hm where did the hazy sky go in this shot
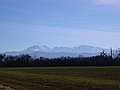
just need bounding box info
[0,0,120,51]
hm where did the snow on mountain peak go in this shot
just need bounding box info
[23,45,50,53]
[4,45,110,58]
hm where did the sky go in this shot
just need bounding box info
[0,0,120,52]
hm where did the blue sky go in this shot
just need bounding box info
[0,0,120,51]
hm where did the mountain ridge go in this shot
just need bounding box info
[4,45,110,58]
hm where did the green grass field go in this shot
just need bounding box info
[0,66,120,90]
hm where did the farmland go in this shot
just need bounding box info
[0,66,120,90]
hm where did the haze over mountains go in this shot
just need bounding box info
[3,45,110,58]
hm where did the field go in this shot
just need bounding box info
[0,66,120,90]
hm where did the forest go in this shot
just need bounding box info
[0,50,120,67]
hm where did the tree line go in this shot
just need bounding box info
[0,52,120,67]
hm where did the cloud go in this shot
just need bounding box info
[93,0,120,5]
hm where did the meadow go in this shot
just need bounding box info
[0,66,120,90]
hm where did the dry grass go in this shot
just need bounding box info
[0,84,15,90]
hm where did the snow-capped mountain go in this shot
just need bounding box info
[4,45,110,58]
[22,45,50,53]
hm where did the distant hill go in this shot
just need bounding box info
[4,45,110,58]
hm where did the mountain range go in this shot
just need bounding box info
[4,45,110,58]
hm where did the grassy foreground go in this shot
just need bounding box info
[0,66,120,90]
